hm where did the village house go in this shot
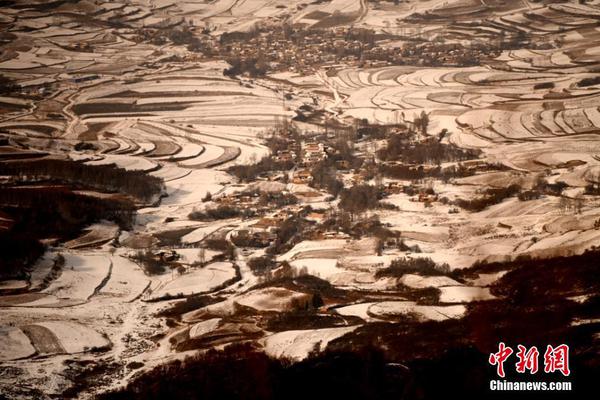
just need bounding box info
[252,216,282,231]
[293,169,313,184]
[323,231,351,240]
[275,149,295,162]
[305,211,327,224]
[233,229,277,247]
[153,250,179,263]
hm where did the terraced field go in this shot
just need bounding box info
[1,0,600,398]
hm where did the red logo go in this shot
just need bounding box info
[489,342,513,378]
[515,345,539,374]
[488,343,570,377]
[543,344,570,376]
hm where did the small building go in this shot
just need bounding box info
[293,169,313,184]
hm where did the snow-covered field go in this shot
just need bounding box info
[335,301,467,322]
[261,326,359,361]
[147,262,236,300]
[2,0,600,397]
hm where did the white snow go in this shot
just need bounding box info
[148,262,235,300]
[261,326,358,361]
[438,286,495,303]
[189,318,221,339]
[36,321,110,353]
[235,287,311,312]
[0,327,36,361]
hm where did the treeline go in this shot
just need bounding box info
[134,26,210,53]
[220,29,260,44]
[357,123,406,140]
[338,184,381,215]
[224,56,269,77]
[0,159,163,201]
[454,184,520,212]
[227,157,293,182]
[379,163,476,181]
[375,256,452,278]
[378,135,480,164]
[0,75,18,95]
[255,191,298,208]
[0,187,135,236]
[188,204,246,221]
[266,214,310,256]
[131,250,166,275]
[578,76,600,87]
[310,160,344,196]
[0,233,45,280]
[0,187,135,278]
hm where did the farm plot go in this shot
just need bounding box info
[85,154,158,172]
[63,222,119,249]
[279,238,378,261]
[235,287,313,312]
[98,255,150,302]
[158,168,231,206]
[0,327,36,361]
[438,286,494,303]
[18,254,113,307]
[22,321,110,355]
[146,262,237,300]
[336,301,467,322]
[261,326,359,361]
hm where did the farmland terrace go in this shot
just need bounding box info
[1,0,600,398]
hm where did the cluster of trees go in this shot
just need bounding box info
[0,159,163,202]
[378,134,480,164]
[356,123,402,140]
[0,75,17,95]
[231,230,271,248]
[0,187,136,236]
[256,191,298,208]
[131,250,166,275]
[533,81,555,90]
[585,182,600,195]
[134,26,210,53]
[264,130,299,153]
[220,29,260,45]
[578,76,600,87]
[204,238,236,261]
[413,111,429,135]
[0,232,45,279]
[454,184,521,212]
[167,26,195,44]
[558,195,585,214]
[339,184,381,216]
[376,256,451,278]
[188,204,244,221]
[224,56,269,77]
[309,160,344,197]
[227,156,293,182]
[394,40,503,67]
[379,163,474,181]
[521,174,568,200]
[0,187,135,278]
[327,134,363,168]
[534,177,567,196]
[247,256,276,275]
[517,190,541,201]
[266,214,309,255]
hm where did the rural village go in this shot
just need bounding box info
[1,0,600,398]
